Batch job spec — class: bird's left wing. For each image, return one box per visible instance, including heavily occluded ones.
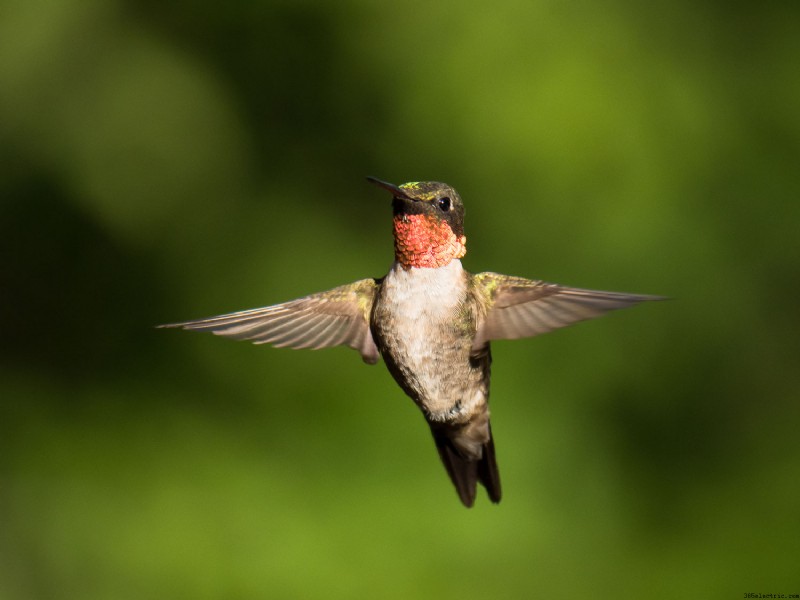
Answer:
[159,279,381,364]
[471,272,663,353]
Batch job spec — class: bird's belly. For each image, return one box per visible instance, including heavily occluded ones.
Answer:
[372,262,483,421]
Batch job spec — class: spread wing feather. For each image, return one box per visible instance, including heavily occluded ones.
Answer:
[159,279,381,364]
[471,272,663,352]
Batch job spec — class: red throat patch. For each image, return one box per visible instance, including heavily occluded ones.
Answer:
[393,214,467,269]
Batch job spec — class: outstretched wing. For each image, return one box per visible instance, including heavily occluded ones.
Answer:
[471,272,663,352]
[159,279,381,364]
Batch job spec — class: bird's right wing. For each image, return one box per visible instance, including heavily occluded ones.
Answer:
[159,279,381,364]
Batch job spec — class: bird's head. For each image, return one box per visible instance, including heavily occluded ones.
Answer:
[367,177,467,269]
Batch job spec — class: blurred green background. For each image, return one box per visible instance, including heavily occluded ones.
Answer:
[2,1,799,598]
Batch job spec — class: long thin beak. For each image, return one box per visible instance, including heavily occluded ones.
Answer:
[366,176,410,199]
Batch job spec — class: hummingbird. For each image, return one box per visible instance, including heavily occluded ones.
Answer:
[160,177,661,507]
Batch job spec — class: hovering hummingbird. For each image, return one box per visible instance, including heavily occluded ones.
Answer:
[160,178,661,507]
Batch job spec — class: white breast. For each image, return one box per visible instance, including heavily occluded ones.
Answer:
[373,260,474,415]
[378,259,467,328]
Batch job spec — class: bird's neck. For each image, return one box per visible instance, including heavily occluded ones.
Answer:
[392,214,467,269]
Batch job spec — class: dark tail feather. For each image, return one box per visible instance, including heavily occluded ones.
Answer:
[431,424,502,508]
[477,426,501,503]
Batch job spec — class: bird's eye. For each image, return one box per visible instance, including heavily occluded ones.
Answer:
[438,197,451,211]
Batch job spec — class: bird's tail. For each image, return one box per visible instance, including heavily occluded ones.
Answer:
[430,418,501,508]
